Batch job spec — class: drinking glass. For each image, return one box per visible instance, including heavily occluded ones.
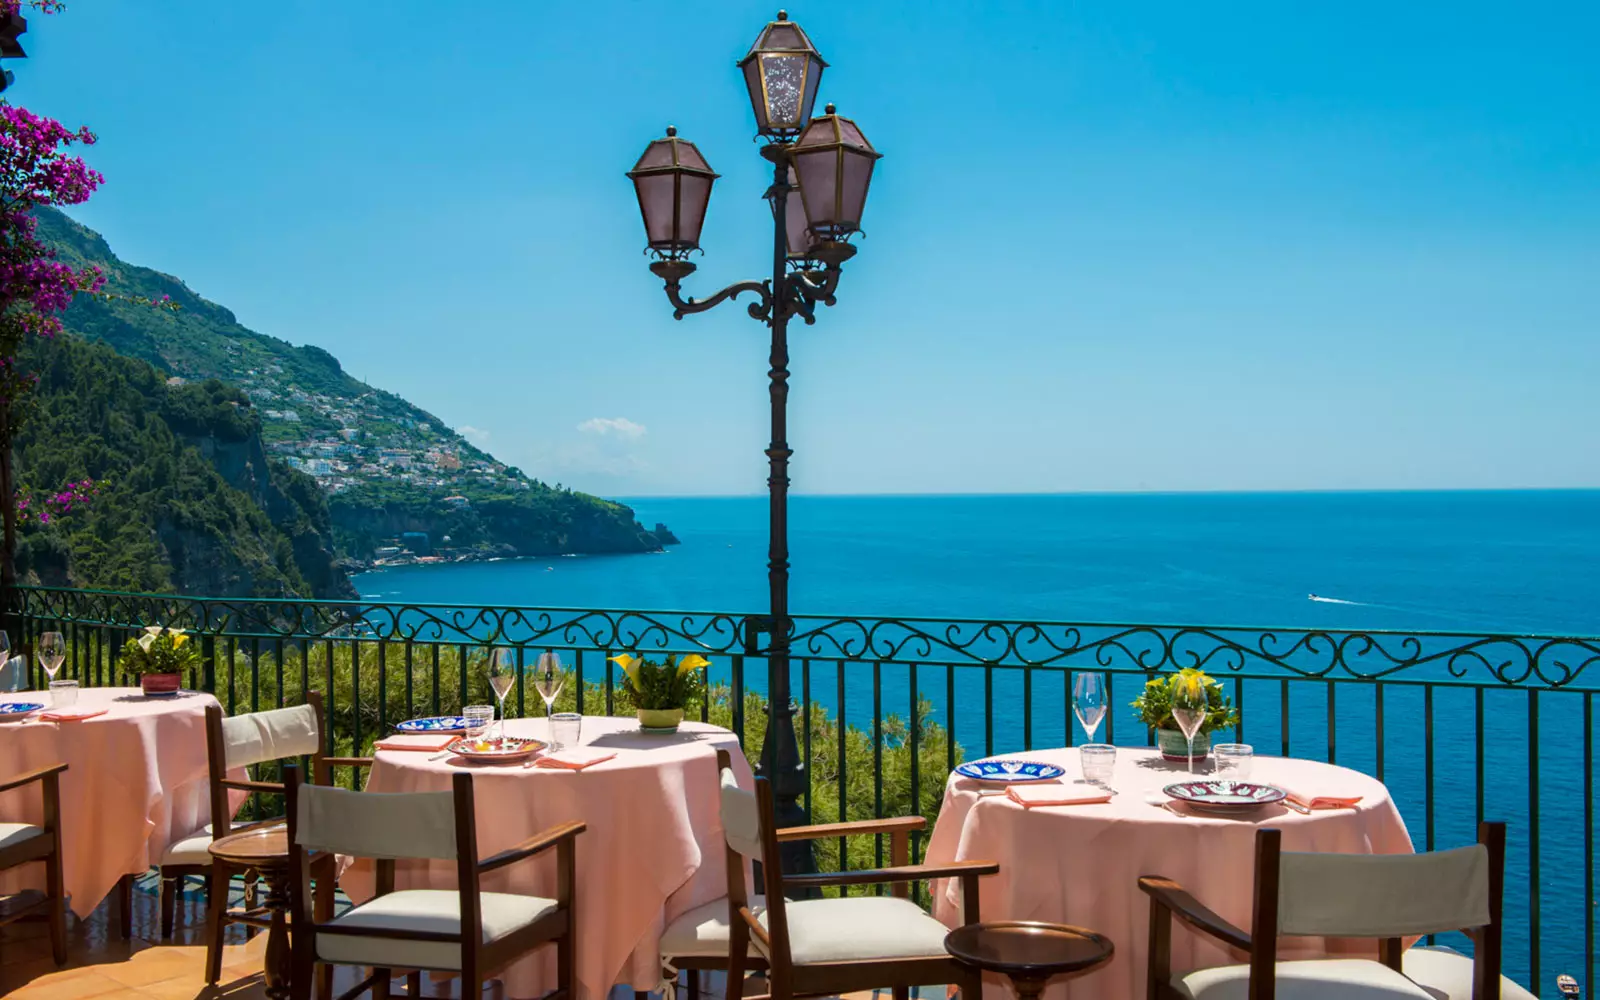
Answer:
[549,712,582,751]
[49,679,79,708]
[463,704,495,746]
[38,632,65,686]
[1080,743,1116,787]
[1170,676,1207,774]
[487,648,517,745]
[533,652,565,729]
[1072,673,1108,745]
[1213,743,1254,780]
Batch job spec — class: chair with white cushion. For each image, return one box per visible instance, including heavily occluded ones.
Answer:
[0,762,68,965]
[720,768,998,1000]
[1138,821,1516,1000]
[158,692,369,996]
[283,762,583,1000]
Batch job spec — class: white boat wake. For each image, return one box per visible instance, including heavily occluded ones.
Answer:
[1307,593,1367,606]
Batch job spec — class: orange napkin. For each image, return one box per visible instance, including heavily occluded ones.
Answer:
[1286,790,1363,810]
[374,733,458,752]
[1005,784,1112,808]
[39,708,107,722]
[533,748,617,770]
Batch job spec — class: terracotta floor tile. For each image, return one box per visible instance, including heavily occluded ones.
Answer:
[7,967,131,999]
[98,946,211,988]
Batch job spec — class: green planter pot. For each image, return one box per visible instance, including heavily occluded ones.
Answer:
[638,707,684,732]
[1158,728,1210,762]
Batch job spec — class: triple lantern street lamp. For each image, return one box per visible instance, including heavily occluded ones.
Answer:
[627,10,881,857]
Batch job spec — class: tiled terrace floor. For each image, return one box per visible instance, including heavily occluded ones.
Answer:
[0,879,889,1000]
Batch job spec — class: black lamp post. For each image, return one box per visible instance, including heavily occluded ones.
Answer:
[0,11,28,93]
[627,10,881,863]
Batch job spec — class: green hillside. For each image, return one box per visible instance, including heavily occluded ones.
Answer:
[34,207,671,567]
[14,334,352,598]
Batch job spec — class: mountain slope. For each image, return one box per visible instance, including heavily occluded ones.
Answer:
[15,334,354,598]
[35,207,670,565]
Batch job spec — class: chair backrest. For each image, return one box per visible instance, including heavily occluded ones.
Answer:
[1276,844,1490,937]
[293,781,460,860]
[1247,822,1505,1000]
[720,758,764,866]
[222,702,321,770]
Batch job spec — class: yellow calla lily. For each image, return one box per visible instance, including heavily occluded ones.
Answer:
[609,653,641,689]
[677,654,710,675]
[170,633,189,648]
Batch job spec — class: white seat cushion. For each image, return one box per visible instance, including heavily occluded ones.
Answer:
[316,889,559,971]
[160,825,214,866]
[758,896,951,966]
[661,895,770,959]
[0,822,44,853]
[1175,959,1437,1000]
[1402,946,1538,1000]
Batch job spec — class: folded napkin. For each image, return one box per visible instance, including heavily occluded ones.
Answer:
[1005,784,1112,808]
[533,748,617,770]
[39,707,107,722]
[1286,790,1363,810]
[374,733,458,752]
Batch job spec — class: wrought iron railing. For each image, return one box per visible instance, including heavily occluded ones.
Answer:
[8,584,1598,997]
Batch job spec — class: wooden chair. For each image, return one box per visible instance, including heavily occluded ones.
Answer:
[722,771,999,1000]
[0,762,68,965]
[1139,821,1511,1000]
[153,692,370,993]
[283,763,584,1000]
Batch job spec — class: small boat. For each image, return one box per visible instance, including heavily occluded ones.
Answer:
[1308,593,1318,600]
[1556,975,1579,1000]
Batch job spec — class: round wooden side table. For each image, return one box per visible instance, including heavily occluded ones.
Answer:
[209,825,293,1000]
[945,921,1115,1000]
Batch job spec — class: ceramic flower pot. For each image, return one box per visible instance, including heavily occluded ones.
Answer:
[141,672,181,697]
[1158,727,1210,761]
[638,707,684,732]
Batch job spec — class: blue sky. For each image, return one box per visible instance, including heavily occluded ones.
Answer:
[17,1,1599,496]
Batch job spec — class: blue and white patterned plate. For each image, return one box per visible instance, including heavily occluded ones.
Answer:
[1164,780,1287,814]
[0,702,45,721]
[955,759,1067,784]
[395,716,469,734]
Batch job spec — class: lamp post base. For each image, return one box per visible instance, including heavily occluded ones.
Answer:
[756,699,814,879]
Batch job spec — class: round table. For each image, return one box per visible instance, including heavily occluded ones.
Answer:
[0,686,224,915]
[210,826,292,1000]
[922,747,1414,1000]
[343,716,753,1000]
[945,922,1114,1000]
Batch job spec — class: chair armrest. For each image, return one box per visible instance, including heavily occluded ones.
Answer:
[478,821,586,874]
[784,859,999,890]
[775,815,927,842]
[222,778,287,795]
[1139,876,1252,952]
[0,762,67,794]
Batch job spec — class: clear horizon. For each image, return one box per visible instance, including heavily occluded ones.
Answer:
[18,1,1598,495]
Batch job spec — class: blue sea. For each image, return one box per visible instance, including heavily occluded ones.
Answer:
[356,491,1600,992]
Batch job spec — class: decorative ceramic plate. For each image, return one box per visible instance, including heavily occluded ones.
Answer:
[1164,780,1287,814]
[395,716,469,734]
[446,737,546,764]
[955,759,1068,784]
[0,701,43,721]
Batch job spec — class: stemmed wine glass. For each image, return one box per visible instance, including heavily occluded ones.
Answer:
[1171,674,1208,774]
[533,652,565,736]
[487,648,517,747]
[38,632,65,689]
[1072,673,1108,744]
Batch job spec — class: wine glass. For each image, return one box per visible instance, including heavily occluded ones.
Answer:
[38,632,66,688]
[1170,674,1208,774]
[534,651,565,735]
[1072,673,1108,744]
[487,648,517,747]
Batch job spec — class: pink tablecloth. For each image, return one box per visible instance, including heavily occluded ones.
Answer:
[924,747,1414,1000]
[345,716,754,1000]
[0,686,223,916]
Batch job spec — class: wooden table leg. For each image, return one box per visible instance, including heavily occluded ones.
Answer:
[256,867,292,1000]
[1009,975,1049,1000]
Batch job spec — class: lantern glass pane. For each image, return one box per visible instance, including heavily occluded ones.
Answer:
[838,119,868,148]
[742,59,769,130]
[677,174,713,247]
[761,53,810,129]
[674,141,712,172]
[798,56,823,125]
[839,150,875,230]
[634,174,679,247]
[784,170,814,256]
[793,147,839,232]
[765,23,803,48]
